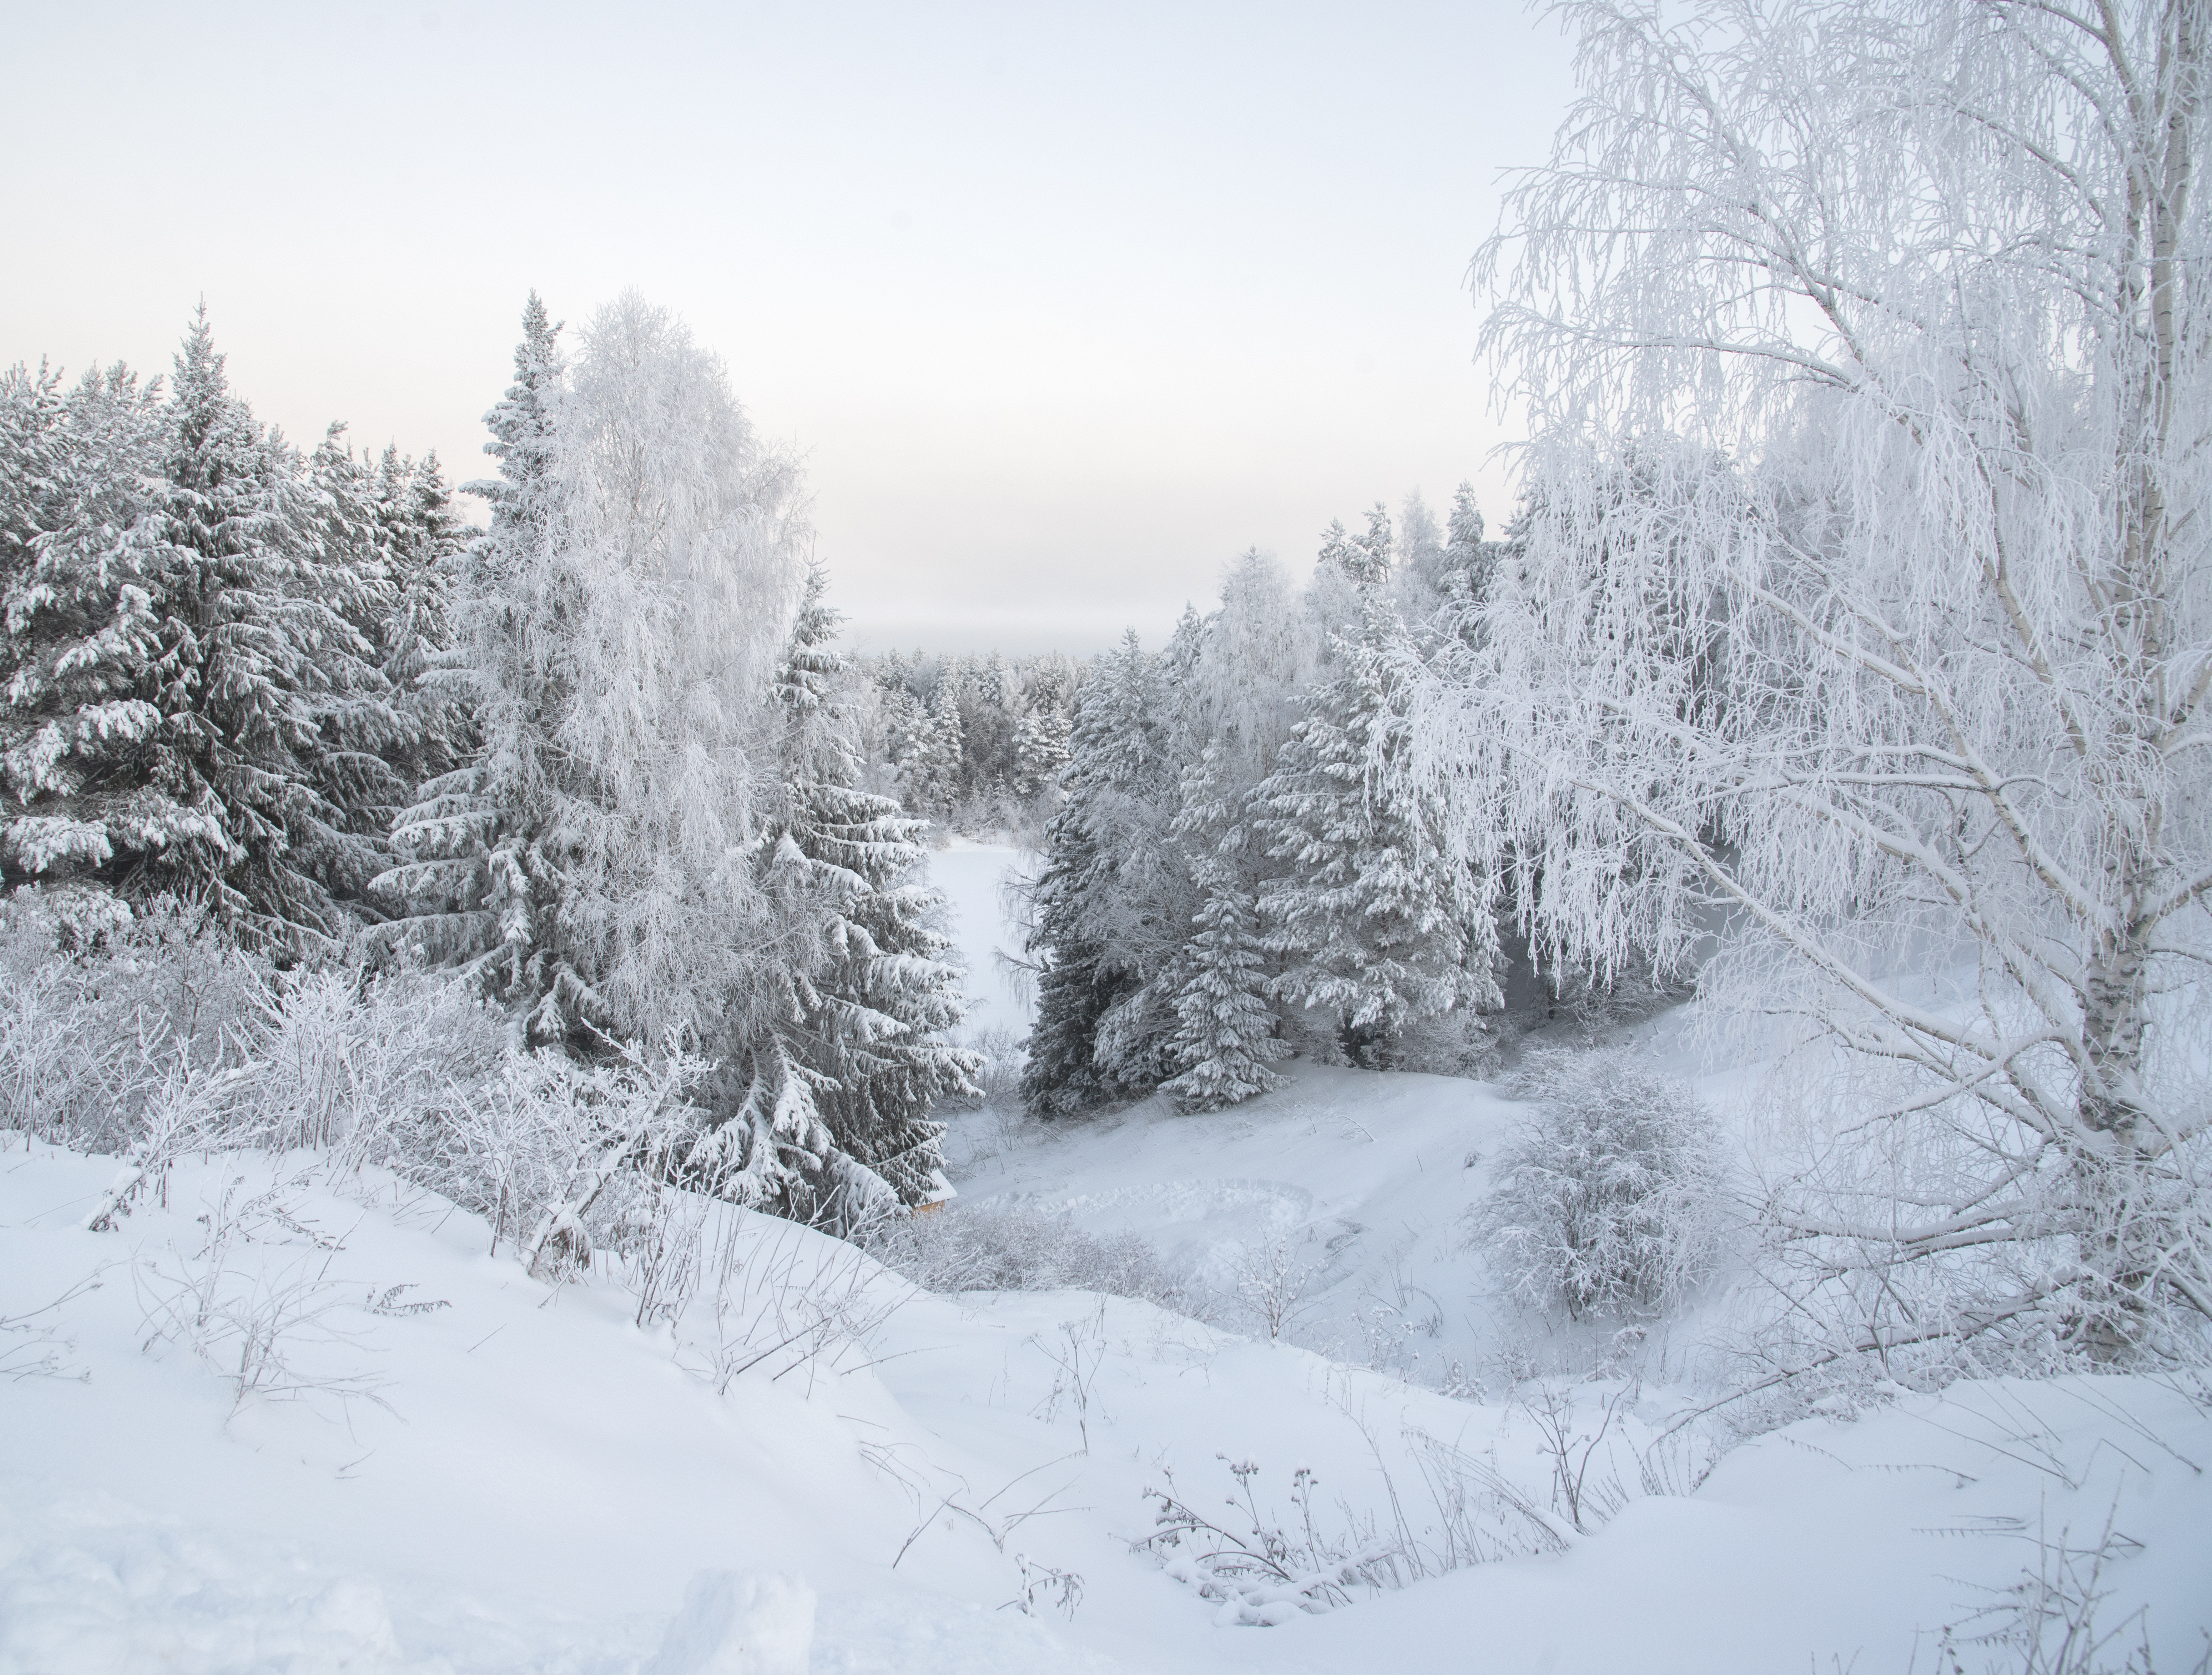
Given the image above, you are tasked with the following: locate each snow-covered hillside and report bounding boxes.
[2,845,2207,1674]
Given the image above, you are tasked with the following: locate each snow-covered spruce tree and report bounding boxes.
[1018,801,1118,1116]
[295,428,435,907]
[882,667,966,822]
[1308,503,1395,652]
[378,293,804,1052]
[374,292,568,991]
[1010,700,1070,802]
[0,360,197,887]
[1159,849,1289,1112]
[1255,597,1497,1064]
[1439,483,1490,608]
[1416,0,2212,1372]
[1318,504,1393,589]
[157,312,402,941]
[703,566,976,1216]
[916,676,967,818]
[1,314,401,946]
[1019,628,1197,1114]
[365,444,469,790]
[1147,555,1331,1108]
[857,647,1088,829]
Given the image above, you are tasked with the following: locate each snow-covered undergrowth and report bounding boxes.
[1,845,2207,1672]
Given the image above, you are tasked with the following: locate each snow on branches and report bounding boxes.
[1418,0,2212,1370]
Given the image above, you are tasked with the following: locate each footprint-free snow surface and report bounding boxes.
[3,845,2206,1673]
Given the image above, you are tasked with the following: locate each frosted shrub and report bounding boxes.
[0,889,262,1155]
[869,1203,1194,1315]
[220,961,705,1283]
[377,1042,708,1279]
[965,1025,1028,1110]
[1478,1048,1726,1320]
[0,886,713,1277]
[1231,1235,1327,1342]
[257,966,509,1162]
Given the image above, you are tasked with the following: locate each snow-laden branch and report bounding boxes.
[1423,0,2212,1369]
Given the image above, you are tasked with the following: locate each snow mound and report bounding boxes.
[643,1572,814,1675]
[0,1494,435,1675]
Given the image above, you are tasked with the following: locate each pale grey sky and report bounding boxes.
[3,2,1579,656]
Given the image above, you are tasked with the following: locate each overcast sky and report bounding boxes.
[4,1,1580,658]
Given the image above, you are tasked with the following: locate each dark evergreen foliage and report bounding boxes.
[0,311,405,948]
[735,568,978,1209]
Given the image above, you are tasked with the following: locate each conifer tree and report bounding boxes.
[1159,734,1288,1111]
[1159,858,1288,1111]
[295,428,418,906]
[1020,788,1119,1117]
[705,568,975,1214]
[1252,600,1498,1063]
[157,310,401,942]
[369,445,468,783]
[1317,503,1394,587]
[1310,503,1395,651]
[1,314,399,945]
[919,677,966,815]
[0,360,197,887]
[1010,702,1070,800]
[1440,481,1491,605]
[1019,630,1194,1113]
[376,293,569,996]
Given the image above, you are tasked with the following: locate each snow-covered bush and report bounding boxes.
[367,1039,710,1281]
[1376,1005,1503,1079]
[250,964,509,1159]
[1229,1235,1327,1342]
[0,889,263,1156]
[1477,1047,1726,1320]
[868,1203,1194,1314]
[0,885,716,1278]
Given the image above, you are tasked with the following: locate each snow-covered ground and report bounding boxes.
[2,843,2206,1673]
[929,838,1035,1061]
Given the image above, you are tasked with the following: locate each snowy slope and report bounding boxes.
[2,844,2207,1673]
[8,1139,2209,1674]
[950,1060,1520,1392]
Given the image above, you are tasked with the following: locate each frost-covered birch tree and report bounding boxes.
[379,292,805,1045]
[1416,0,2211,1370]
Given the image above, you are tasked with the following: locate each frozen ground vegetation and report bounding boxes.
[1476,1047,1728,1322]
[867,1202,1196,1316]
